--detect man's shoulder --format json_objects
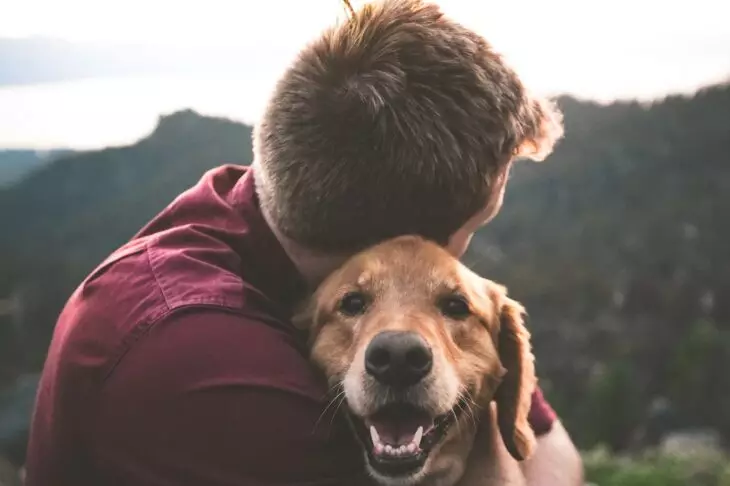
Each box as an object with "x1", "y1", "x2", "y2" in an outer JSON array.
[
  {"x1": 143, "y1": 228, "x2": 247, "y2": 311},
  {"x1": 54, "y1": 161, "x2": 294, "y2": 379},
  {"x1": 79, "y1": 218, "x2": 255, "y2": 321},
  {"x1": 69, "y1": 228, "x2": 247, "y2": 326},
  {"x1": 111, "y1": 306, "x2": 325, "y2": 400},
  {"x1": 115, "y1": 163, "x2": 273, "y2": 313},
  {"x1": 72, "y1": 227, "x2": 314, "y2": 380},
  {"x1": 51, "y1": 231, "x2": 252, "y2": 379}
]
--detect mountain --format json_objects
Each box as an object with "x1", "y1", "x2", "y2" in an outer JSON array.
[
  {"x1": 0, "y1": 109, "x2": 251, "y2": 260},
  {"x1": 0, "y1": 109, "x2": 253, "y2": 376},
  {"x1": 465, "y1": 83, "x2": 730, "y2": 450},
  {"x1": 0, "y1": 84, "x2": 729, "y2": 457},
  {"x1": 0, "y1": 150, "x2": 73, "y2": 187}
]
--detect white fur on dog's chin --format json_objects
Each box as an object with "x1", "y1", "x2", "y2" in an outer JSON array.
[{"x1": 365, "y1": 459, "x2": 428, "y2": 486}]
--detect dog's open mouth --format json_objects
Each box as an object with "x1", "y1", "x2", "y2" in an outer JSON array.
[{"x1": 349, "y1": 402, "x2": 462, "y2": 477}]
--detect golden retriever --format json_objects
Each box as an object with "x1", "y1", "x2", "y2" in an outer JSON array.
[{"x1": 295, "y1": 235, "x2": 537, "y2": 486}]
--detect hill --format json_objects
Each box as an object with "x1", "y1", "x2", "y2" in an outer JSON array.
[
  {"x1": 0, "y1": 83, "x2": 729, "y2": 457},
  {"x1": 0, "y1": 109, "x2": 253, "y2": 374},
  {"x1": 0, "y1": 150, "x2": 71, "y2": 187},
  {"x1": 465, "y1": 83, "x2": 730, "y2": 450}
]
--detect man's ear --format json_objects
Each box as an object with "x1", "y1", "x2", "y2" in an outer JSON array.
[
  {"x1": 493, "y1": 295, "x2": 537, "y2": 461},
  {"x1": 513, "y1": 95, "x2": 564, "y2": 162}
]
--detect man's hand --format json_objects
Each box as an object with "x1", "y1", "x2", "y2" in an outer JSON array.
[
  {"x1": 521, "y1": 420, "x2": 584, "y2": 486},
  {"x1": 456, "y1": 407, "x2": 583, "y2": 486},
  {"x1": 456, "y1": 403, "x2": 527, "y2": 486}
]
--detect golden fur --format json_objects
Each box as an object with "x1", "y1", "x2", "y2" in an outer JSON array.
[{"x1": 296, "y1": 236, "x2": 537, "y2": 486}]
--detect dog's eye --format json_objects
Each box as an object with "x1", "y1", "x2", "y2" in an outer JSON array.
[
  {"x1": 339, "y1": 291, "x2": 369, "y2": 316},
  {"x1": 438, "y1": 295, "x2": 471, "y2": 320}
]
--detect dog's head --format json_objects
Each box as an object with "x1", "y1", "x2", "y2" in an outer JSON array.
[{"x1": 295, "y1": 235, "x2": 537, "y2": 485}]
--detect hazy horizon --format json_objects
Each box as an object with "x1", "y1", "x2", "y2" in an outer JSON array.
[{"x1": 1, "y1": 0, "x2": 728, "y2": 149}]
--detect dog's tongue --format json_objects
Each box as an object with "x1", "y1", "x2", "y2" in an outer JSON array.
[{"x1": 367, "y1": 408, "x2": 434, "y2": 446}]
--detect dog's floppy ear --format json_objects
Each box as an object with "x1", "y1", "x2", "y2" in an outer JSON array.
[
  {"x1": 513, "y1": 95, "x2": 564, "y2": 162},
  {"x1": 494, "y1": 295, "x2": 537, "y2": 461}
]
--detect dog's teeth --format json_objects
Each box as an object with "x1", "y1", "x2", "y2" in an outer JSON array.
[
  {"x1": 369, "y1": 426, "x2": 380, "y2": 445},
  {"x1": 413, "y1": 426, "x2": 424, "y2": 447},
  {"x1": 379, "y1": 442, "x2": 420, "y2": 457}
]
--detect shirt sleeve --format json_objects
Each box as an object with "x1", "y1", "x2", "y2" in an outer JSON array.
[
  {"x1": 89, "y1": 308, "x2": 371, "y2": 486},
  {"x1": 527, "y1": 386, "x2": 557, "y2": 436}
]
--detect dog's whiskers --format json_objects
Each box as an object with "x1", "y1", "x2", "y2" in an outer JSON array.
[
  {"x1": 457, "y1": 390, "x2": 480, "y2": 431},
  {"x1": 464, "y1": 402, "x2": 478, "y2": 430},
  {"x1": 450, "y1": 406, "x2": 462, "y2": 436},
  {"x1": 312, "y1": 384, "x2": 347, "y2": 435},
  {"x1": 328, "y1": 393, "x2": 348, "y2": 429}
]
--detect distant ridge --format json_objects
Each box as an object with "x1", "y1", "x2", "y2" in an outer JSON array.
[
  {"x1": 0, "y1": 108, "x2": 253, "y2": 270},
  {"x1": 0, "y1": 150, "x2": 74, "y2": 187}
]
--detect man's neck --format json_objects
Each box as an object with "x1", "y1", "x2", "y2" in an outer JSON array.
[{"x1": 261, "y1": 209, "x2": 350, "y2": 289}]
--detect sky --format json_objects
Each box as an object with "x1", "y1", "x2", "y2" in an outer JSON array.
[{"x1": 0, "y1": 0, "x2": 729, "y2": 148}]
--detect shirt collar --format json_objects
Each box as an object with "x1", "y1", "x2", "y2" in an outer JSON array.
[{"x1": 231, "y1": 167, "x2": 308, "y2": 319}]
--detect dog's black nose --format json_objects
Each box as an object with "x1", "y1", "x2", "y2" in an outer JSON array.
[{"x1": 365, "y1": 331, "x2": 433, "y2": 387}]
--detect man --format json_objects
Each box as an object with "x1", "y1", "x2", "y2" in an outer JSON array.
[{"x1": 25, "y1": 1, "x2": 582, "y2": 485}]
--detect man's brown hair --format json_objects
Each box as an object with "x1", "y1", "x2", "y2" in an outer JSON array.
[{"x1": 253, "y1": 0, "x2": 563, "y2": 252}]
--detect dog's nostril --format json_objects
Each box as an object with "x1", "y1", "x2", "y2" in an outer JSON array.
[
  {"x1": 365, "y1": 331, "x2": 433, "y2": 387},
  {"x1": 406, "y1": 346, "x2": 431, "y2": 372},
  {"x1": 367, "y1": 347, "x2": 390, "y2": 371}
]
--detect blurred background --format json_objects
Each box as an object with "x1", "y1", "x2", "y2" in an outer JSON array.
[{"x1": 1, "y1": 0, "x2": 729, "y2": 484}]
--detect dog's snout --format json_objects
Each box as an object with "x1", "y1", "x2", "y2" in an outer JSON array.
[{"x1": 365, "y1": 331, "x2": 433, "y2": 387}]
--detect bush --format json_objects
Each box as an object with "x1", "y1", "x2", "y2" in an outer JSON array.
[{"x1": 583, "y1": 446, "x2": 730, "y2": 486}]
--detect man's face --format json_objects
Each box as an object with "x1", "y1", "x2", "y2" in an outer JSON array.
[{"x1": 446, "y1": 164, "x2": 511, "y2": 258}]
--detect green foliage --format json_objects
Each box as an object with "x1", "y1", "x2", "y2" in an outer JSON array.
[
  {"x1": 583, "y1": 446, "x2": 730, "y2": 486},
  {"x1": 580, "y1": 361, "x2": 643, "y2": 450},
  {"x1": 669, "y1": 320, "x2": 721, "y2": 398},
  {"x1": 666, "y1": 320, "x2": 730, "y2": 428}
]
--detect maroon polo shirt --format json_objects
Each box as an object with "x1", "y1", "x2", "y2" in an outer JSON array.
[{"x1": 25, "y1": 165, "x2": 555, "y2": 486}]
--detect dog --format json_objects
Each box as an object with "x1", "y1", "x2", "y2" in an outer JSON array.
[{"x1": 295, "y1": 235, "x2": 538, "y2": 486}]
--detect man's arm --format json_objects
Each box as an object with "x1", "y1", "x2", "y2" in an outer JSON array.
[
  {"x1": 521, "y1": 420, "x2": 583, "y2": 486},
  {"x1": 88, "y1": 308, "x2": 370, "y2": 486},
  {"x1": 521, "y1": 389, "x2": 583, "y2": 486}
]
